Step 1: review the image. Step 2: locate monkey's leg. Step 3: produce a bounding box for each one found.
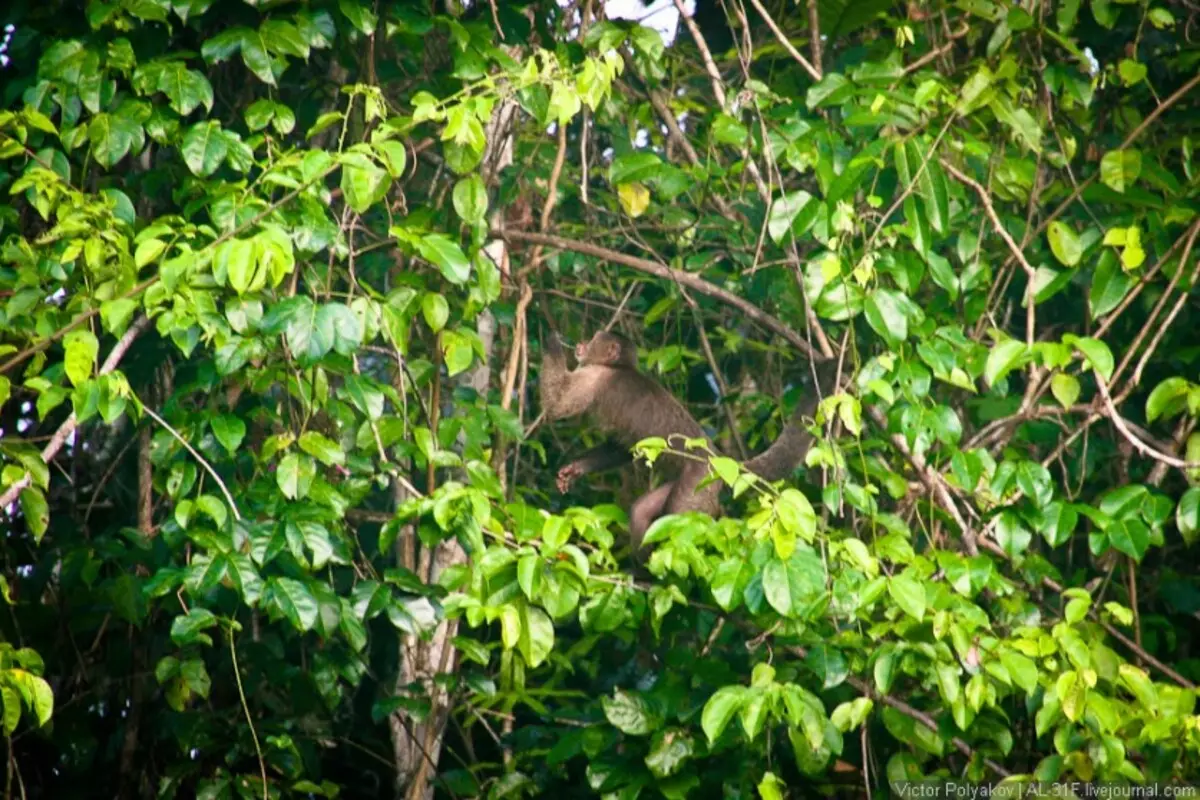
[558,442,632,493]
[629,482,676,548]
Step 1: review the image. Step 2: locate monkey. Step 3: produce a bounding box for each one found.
[540,330,829,547]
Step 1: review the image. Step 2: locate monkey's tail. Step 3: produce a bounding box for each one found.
[743,400,819,481]
[743,361,839,482]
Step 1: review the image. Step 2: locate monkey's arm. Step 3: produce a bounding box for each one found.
[557,441,632,493]
[540,336,599,421]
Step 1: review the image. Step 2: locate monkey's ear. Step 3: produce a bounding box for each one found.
[606,340,622,364]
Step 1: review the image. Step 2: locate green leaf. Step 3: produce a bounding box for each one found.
[260,19,310,59]
[865,288,908,346]
[1065,335,1114,381]
[374,138,407,177]
[1046,222,1083,267]
[1089,250,1133,318]
[181,121,228,177]
[20,487,50,543]
[277,452,316,500]
[1145,377,1190,423]
[88,110,145,168]
[1100,149,1142,193]
[341,161,390,213]
[994,510,1032,558]
[299,431,345,467]
[63,330,99,387]
[603,690,655,736]
[452,174,488,224]
[210,415,246,455]
[416,234,471,284]
[269,577,319,632]
[1177,488,1200,546]
[422,293,450,332]
[1000,651,1038,694]
[701,686,746,744]
[984,340,1027,386]
[1107,518,1150,561]
[1050,373,1080,410]
[1117,59,1147,86]
[767,191,814,244]
[888,574,926,621]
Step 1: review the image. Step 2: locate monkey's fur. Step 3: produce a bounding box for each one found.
[540,330,827,547]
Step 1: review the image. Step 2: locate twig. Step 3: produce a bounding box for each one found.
[745,0,822,81]
[140,406,243,521]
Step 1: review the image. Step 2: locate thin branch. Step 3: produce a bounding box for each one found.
[1094,373,1200,471]
[745,0,822,81]
[141,406,243,521]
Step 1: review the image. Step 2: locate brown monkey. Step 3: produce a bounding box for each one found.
[540,330,825,547]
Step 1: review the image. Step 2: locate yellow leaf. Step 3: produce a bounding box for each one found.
[617,182,650,218]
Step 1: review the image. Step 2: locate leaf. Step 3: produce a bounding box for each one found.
[865,288,908,346]
[1118,59,1147,86]
[1046,222,1083,267]
[1145,377,1190,423]
[617,182,650,217]
[767,190,814,244]
[1100,149,1142,193]
[20,487,49,543]
[984,340,1027,386]
[701,686,746,744]
[422,293,449,332]
[276,452,316,500]
[1050,373,1080,410]
[806,72,852,110]
[1089,250,1133,318]
[888,574,926,621]
[63,330,99,387]
[415,234,471,284]
[1065,335,1114,381]
[298,431,345,467]
[341,161,390,213]
[316,303,363,356]
[1177,488,1200,546]
[88,110,144,167]
[269,577,319,632]
[451,174,487,224]
[1000,651,1038,694]
[1107,518,1150,561]
[603,690,655,736]
[181,121,228,177]
[994,510,1032,558]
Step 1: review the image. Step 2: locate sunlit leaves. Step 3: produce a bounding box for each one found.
[1100,149,1142,193]
[63,330,98,387]
[1046,222,1083,267]
[276,452,316,500]
[181,120,228,176]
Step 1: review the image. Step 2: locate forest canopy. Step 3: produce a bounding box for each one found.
[1,0,1200,797]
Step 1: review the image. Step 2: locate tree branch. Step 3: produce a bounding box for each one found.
[495,229,828,362]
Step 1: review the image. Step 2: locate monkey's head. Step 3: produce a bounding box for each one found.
[577,331,638,369]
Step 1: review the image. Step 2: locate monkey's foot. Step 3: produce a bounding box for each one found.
[556,464,582,493]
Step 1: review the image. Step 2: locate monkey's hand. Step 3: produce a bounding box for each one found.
[544,333,567,357]
[556,462,585,493]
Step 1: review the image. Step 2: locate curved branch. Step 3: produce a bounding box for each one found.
[496,229,828,362]
[0,316,151,513]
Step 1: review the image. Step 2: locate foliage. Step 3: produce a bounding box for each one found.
[1,0,1200,797]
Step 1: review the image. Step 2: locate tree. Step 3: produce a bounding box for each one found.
[2,0,1200,797]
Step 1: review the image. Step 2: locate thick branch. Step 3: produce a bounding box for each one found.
[496,229,827,362]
